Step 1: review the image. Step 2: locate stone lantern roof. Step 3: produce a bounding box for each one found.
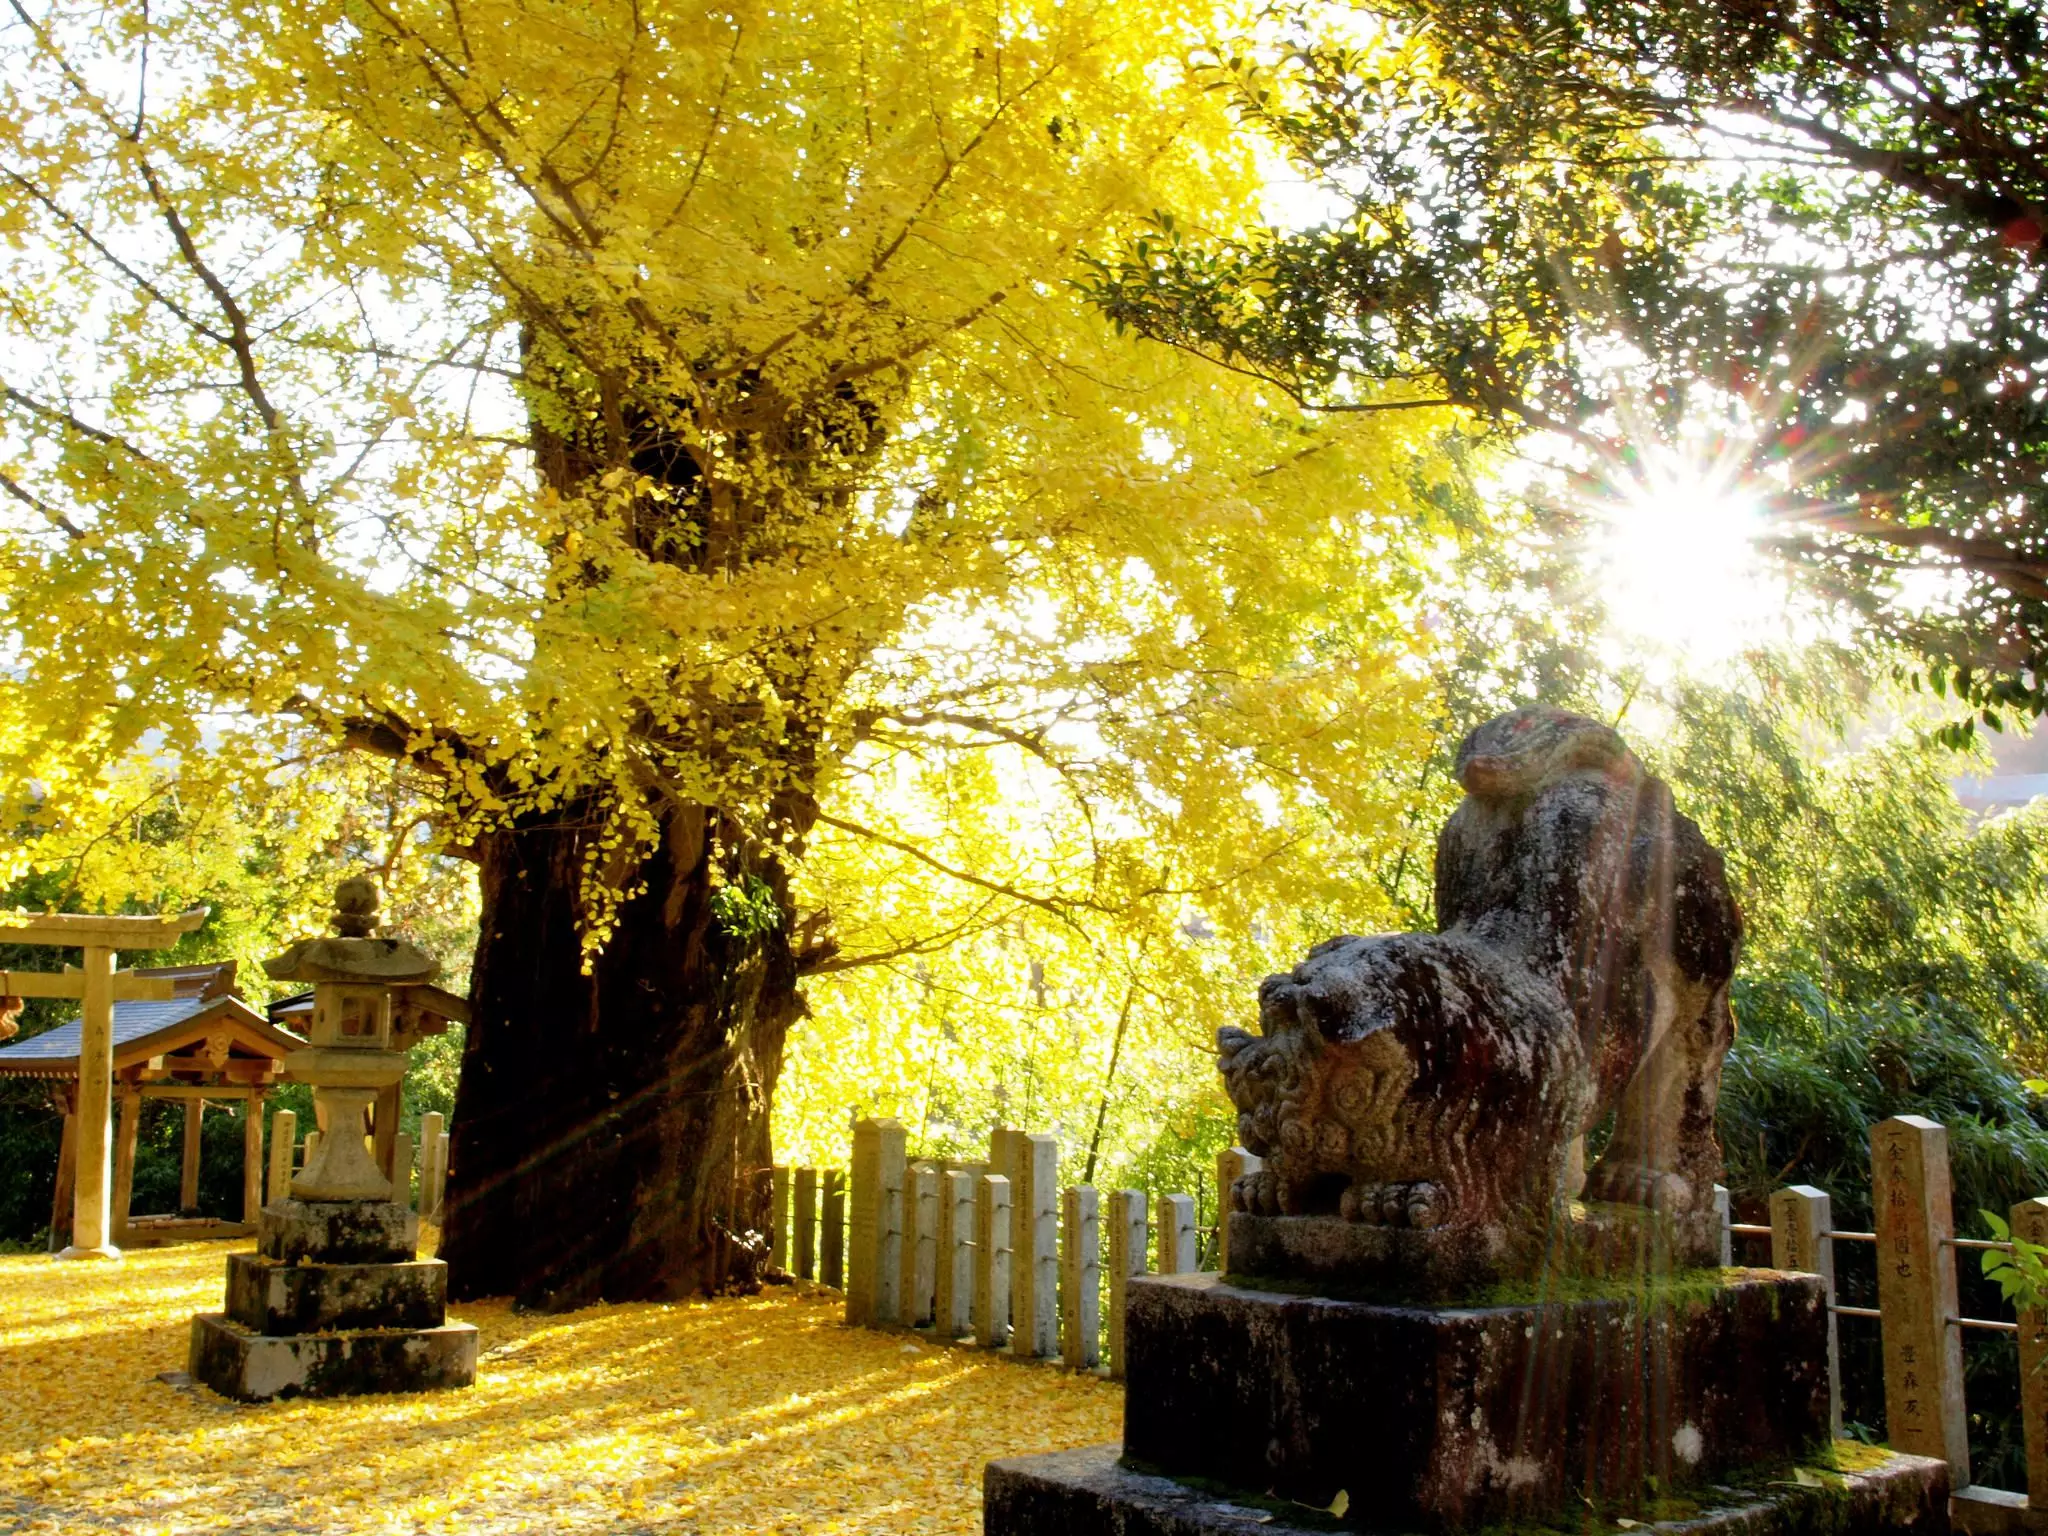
[261,877,438,988]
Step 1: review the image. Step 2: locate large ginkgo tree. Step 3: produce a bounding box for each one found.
[0,0,1456,1304]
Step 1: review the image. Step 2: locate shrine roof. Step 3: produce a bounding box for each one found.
[0,993,301,1077]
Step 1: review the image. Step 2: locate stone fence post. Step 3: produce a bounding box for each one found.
[901,1162,937,1327]
[1770,1184,1840,1440]
[391,1132,414,1210]
[1156,1193,1196,1275]
[794,1166,818,1281]
[1062,1184,1100,1369]
[1215,1148,1260,1273]
[936,1168,974,1338]
[267,1107,297,1207]
[821,1170,846,1289]
[2014,1196,2048,1501]
[977,1173,1012,1349]
[1872,1115,1969,1483]
[848,1118,906,1325]
[1013,1135,1059,1358]
[418,1112,446,1223]
[770,1165,791,1272]
[1108,1188,1146,1379]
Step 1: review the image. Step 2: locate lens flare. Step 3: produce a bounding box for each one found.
[1587,461,1789,661]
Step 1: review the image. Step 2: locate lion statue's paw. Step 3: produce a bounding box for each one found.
[1582,1160,1693,1214]
[1340,1179,1450,1228]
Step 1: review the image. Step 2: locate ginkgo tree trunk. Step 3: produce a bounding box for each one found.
[0,0,1458,1304]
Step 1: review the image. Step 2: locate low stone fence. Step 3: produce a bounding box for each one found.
[260,1106,450,1222]
[1727,1113,2044,1530]
[762,1121,1248,1374]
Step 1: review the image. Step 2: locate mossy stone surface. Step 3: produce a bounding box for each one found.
[1121,1271,1834,1531]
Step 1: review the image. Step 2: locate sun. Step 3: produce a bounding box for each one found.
[1587,460,1790,662]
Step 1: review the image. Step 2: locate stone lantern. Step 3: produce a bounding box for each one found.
[266,876,434,1204]
[188,877,476,1400]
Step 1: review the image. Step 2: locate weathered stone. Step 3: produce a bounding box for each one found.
[259,1197,416,1264]
[224,1251,447,1336]
[1120,1271,1831,1529]
[983,1443,1951,1536]
[1217,706,1742,1273]
[188,1313,477,1402]
[1226,1200,1717,1305]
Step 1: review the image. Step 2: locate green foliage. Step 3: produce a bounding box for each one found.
[1084,0,2048,723]
[1980,1213,2048,1314]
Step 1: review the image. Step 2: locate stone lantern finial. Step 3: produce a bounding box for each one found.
[331,876,380,938]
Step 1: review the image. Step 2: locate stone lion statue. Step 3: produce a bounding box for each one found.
[1219,705,1743,1254]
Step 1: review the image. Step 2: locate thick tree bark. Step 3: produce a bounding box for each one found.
[441,799,803,1308]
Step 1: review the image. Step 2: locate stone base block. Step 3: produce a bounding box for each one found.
[188,1313,477,1401]
[1227,1202,1718,1303]
[259,1198,416,1264]
[1124,1271,1832,1529]
[224,1251,448,1336]
[983,1444,1951,1536]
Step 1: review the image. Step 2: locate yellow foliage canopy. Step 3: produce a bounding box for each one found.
[0,0,1460,1052]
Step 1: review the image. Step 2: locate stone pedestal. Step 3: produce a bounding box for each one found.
[1123,1271,1830,1526]
[188,1197,477,1402]
[984,1267,1951,1535]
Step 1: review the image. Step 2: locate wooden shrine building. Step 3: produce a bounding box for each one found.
[0,961,306,1248]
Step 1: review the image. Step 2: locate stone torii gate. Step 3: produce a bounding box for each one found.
[0,906,209,1258]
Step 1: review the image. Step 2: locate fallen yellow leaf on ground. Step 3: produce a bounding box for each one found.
[0,1240,1121,1534]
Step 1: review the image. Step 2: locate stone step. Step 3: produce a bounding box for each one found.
[984,1443,1952,1536]
[188,1314,477,1402]
[224,1251,448,1336]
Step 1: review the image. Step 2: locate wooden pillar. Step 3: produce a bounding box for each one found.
[821,1170,846,1289]
[372,1082,401,1180]
[241,1094,264,1225]
[267,1107,297,1206]
[1770,1184,1840,1438]
[180,1098,205,1213]
[793,1166,818,1281]
[976,1173,1012,1349]
[2012,1197,2048,1502]
[770,1164,791,1271]
[1156,1192,1196,1275]
[63,945,117,1256]
[936,1168,974,1338]
[303,1130,323,1178]
[1012,1135,1059,1358]
[1215,1148,1260,1273]
[1062,1184,1101,1369]
[1715,1183,1734,1267]
[1108,1189,1147,1380]
[109,1084,142,1248]
[48,1084,77,1252]
[1872,1115,1969,1482]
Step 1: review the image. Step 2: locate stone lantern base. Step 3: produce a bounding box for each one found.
[188,1198,477,1402]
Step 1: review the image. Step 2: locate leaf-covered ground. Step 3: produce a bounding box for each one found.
[0,1239,1121,1534]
